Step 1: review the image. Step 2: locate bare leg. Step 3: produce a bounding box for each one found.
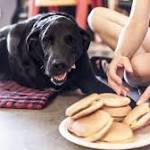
[88,7,128,49]
[88,7,150,52]
[88,7,150,84]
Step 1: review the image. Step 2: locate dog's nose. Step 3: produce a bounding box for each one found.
[52,61,67,72]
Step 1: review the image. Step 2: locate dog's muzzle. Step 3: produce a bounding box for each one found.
[50,63,76,86]
[46,60,75,85]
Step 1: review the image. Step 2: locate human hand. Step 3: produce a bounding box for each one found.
[137,85,150,105]
[107,55,133,95]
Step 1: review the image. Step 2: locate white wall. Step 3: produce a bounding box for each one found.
[0,0,16,28]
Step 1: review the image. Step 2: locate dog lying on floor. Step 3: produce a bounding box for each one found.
[0,12,113,94]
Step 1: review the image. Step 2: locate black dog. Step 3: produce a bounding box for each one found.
[0,12,113,94]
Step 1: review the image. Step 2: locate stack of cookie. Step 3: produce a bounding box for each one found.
[124,103,150,130]
[65,93,150,143]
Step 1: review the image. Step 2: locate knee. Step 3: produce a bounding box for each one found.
[131,55,146,78]
[87,7,108,31]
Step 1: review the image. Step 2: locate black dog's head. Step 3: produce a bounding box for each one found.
[26,13,91,85]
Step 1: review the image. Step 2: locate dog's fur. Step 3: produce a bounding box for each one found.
[0,12,113,94]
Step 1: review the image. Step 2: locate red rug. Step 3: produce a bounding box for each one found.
[0,81,54,109]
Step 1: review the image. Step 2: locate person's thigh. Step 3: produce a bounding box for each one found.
[88,7,128,29]
[88,7,150,53]
[88,7,128,49]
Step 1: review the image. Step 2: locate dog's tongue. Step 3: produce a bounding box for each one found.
[54,72,67,81]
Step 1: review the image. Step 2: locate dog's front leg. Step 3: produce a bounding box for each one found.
[76,53,114,94]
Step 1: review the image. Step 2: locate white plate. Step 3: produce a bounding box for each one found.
[59,118,150,150]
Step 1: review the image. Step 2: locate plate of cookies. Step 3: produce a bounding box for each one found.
[59,93,150,149]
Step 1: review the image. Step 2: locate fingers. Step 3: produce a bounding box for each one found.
[107,57,130,96]
[107,62,121,94]
[107,75,121,94]
[123,57,133,73]
[137,85,150,105]
[107,65,129,96]
[107,61,122,85]
[107,71,129,95]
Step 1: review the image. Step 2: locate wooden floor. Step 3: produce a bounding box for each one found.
[0,91,150,150]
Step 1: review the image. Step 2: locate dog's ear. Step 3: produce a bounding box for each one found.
[26,27,44,61]
[26,28,40,48]
[80,28,91,51]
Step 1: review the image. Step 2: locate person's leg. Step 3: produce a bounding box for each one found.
[88,7,128,78]
[126,52,150,86]
[88,7,150,53]
[88,7,128,49]
[88,7,150,85]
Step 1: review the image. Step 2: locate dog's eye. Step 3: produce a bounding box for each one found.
[49,35,55,44]
[43,35,55,45]
[64,35,73,45]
